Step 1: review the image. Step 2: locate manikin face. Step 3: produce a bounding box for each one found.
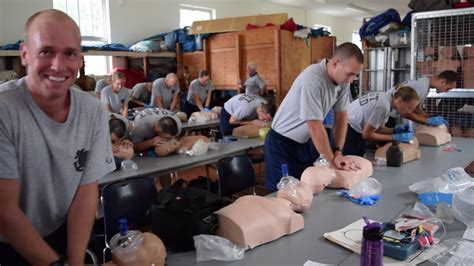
[394,98,420,116]
[330,57,363,84]
[257,106,272,122]
[112,78,126,93]
[20,14,83,100]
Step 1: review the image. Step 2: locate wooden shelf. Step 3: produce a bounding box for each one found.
[0,50,175,58]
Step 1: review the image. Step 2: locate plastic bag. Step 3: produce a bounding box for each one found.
[121,159,138,171]
[427,238,474,265]
[345,178,382,198]
[313,155,336,182]
[193,234,245,262]
[451,186,474,226]
[277,174,313,212]
[110,230,144,263]
[409,167,473,194]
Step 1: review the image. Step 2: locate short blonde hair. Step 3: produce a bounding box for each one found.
[394,86,420,102]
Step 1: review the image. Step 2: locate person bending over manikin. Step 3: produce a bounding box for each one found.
[101,71,131,118]
[220,93,275,137]
[343,86,420,157]
[215,195,304,249]
[301,155,373,194]
[109,115,134,169]
[130,108,182,156]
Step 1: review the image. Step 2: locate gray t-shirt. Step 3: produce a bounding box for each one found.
[130,108,182,143]
[131,82,151,103]
[101,85,131,114]
[244,74,266,95]
[94,78,108,94]
[224,94,266,120]
[348,92,392,134]
[151,78,180,108]
[186,79,214,106]
[271,59,351,143]
[0,77,115,241]
[388,77,430,118]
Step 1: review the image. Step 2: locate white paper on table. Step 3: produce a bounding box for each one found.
[463,225,474,241]
[303,260,335,266]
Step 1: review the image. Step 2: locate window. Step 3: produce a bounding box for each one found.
[313,24,332,33]
[179,4,215,28]
[352,31,362,50]
[53,0,111,75]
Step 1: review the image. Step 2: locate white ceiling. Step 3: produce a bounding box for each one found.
[264,0,411,21]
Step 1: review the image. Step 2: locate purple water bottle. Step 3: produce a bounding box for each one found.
[361,217,383,266]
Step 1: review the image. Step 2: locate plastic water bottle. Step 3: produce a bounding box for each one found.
[386,141,403,167]
[361,217,383,266]
[109,218,144,263]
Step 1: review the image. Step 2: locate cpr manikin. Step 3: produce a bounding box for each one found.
[300,155,373,193]
[153,135,210,157]
[276,175,313,212]
[232,124,261,138]
[176,111,188,122]
[188,107,222,123]
[111,232,166,266]
[415,124,452,146]
[215,195,304,249]
[375,138,421,163]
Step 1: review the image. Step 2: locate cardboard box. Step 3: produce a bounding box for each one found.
[190,13,288,35]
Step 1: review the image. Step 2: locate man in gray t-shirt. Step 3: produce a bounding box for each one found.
[0,10,115,265]
[184,70,214,117]
[386,70,457,127]
[264,43,364,191]
[220,94,275,136]
[95,78,109,99]
[130,82,152,108]
[131,108,182,153]
[244,62,267,96]
[151,73,180,110]
[101,72,131,118]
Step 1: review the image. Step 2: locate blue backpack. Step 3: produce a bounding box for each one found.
[359,8,401,38]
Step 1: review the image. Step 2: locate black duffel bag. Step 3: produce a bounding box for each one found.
[151,179,228,252]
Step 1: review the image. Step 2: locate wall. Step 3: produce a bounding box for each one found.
[109,0,306,45]
[306,10,361,44]
[1,0,52,44]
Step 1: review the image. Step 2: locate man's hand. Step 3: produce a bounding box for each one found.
[333,153,360,171]
[150,136,166,147]
[252,119,265,127]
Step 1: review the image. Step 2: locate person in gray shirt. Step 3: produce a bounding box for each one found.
[220,94,276,136]
[0,10,115,265]
[95,77,110,99]
[184,70,214,117]
[151,73,180,110]
[101,71,131,117]
[344,87,419,156]
[130,81,152,108]
[131,108,182,153]
[264,42,363,191]
[386,70,457,127]
[244,62,267,96]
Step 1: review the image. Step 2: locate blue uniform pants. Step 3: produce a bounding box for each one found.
[219,108,237,136]
[343,125,365,156]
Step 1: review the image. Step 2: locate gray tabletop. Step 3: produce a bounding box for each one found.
[166,137,474,265]
[99,137,264,185]
[182,119,220,131]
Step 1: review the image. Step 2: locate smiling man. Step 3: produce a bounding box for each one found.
[264,42,364,191]
[0,9,115,265]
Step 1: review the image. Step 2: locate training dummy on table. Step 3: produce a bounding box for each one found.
[0,9,115,265]
[264,42,364,191]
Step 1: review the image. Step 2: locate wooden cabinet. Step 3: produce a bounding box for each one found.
[177,27,336,106]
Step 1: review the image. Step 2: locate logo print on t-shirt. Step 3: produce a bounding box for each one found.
[73,149,88,172]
